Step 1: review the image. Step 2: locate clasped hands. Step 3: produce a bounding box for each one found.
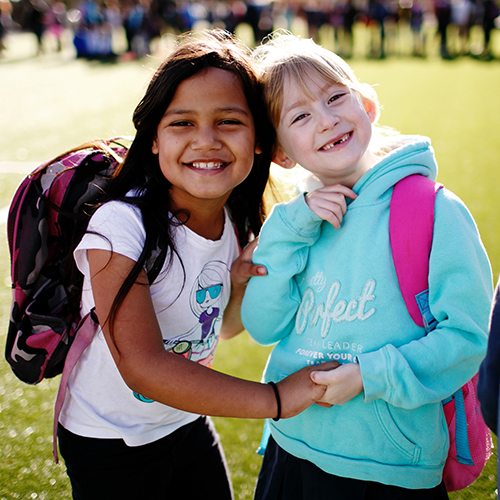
[310,362,364,407]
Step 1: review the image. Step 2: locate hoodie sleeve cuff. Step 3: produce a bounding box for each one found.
[278,193,323,239]
[357,347,392,403]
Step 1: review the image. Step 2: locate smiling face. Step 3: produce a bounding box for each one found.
[274,73,378,188]
[152,67,260,212]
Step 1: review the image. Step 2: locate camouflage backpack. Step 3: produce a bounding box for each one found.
[5,138,130,385]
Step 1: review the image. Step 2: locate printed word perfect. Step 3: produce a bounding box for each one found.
[296,279,376,338]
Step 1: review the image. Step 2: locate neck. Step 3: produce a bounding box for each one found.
[174,199,227,241]
[187,209,226,240]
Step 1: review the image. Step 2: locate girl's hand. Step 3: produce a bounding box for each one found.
[230,238,267,285]
[310,363,364,406]
[277,361,340,418]
[305,185,357,229]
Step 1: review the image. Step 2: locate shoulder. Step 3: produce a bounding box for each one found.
[93,198,142,218]
[83,199,147,254]
[431,186,492,291]
[90,199,143,231]
[432,187,487,260]
[434,187,477,228]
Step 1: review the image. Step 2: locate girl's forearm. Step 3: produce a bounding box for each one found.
[119,350,278,418]
[116,349,337,420]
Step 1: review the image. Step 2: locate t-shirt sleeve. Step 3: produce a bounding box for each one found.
[74,201,146,278]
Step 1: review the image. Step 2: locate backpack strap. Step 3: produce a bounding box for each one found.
[453,387,474,465]
[389,174,443,328]
[52,310,99,462]
[390,175,474,467]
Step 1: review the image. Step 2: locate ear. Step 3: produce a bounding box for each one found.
[152,137,159,155]
[255,143,262,155]
[273,148,296,170]
[363,98,378,124]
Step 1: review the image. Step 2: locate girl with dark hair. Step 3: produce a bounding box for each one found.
[56,30,335,500]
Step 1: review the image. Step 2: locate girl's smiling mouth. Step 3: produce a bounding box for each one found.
[320,132,352,151]
[188,161,227,170]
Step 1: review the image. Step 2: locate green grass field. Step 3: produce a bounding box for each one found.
[1,25,499,500]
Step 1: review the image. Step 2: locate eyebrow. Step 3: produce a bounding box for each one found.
[281,80,347,119]
[163,106,250,117]
[281,99,307,120]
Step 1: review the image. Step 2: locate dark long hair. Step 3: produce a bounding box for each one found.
[100,30,274,332]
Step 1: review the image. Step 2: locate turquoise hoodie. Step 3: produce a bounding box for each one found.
[241,137,492,489]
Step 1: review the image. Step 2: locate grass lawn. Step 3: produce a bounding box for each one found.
[1,25,499,500]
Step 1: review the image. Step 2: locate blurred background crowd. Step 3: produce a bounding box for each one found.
[0,0,499,61]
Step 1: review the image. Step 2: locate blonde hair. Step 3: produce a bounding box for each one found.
[253,31,380,130]
[254,31,403,201]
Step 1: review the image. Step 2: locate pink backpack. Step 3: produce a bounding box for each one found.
[390,174,492,492]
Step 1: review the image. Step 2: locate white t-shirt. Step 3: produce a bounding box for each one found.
[59,200,240,446]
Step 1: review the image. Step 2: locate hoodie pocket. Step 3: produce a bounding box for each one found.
[373,399,421,465]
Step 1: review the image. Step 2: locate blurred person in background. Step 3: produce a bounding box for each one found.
[450,0,472,55]
[44,0,66,52]
[434,0,452,58]
[26,0,47,54]
[481,0,499,58]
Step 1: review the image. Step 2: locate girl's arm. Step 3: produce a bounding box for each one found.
[220,239,267,340]
[241,195,324,345]
[88,248,336,419]
[319,189,493,409]
[242,187,355,346]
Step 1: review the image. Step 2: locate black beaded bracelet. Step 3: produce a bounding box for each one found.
[268,381,281,422]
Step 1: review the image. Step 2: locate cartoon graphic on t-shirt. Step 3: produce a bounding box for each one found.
[133,260,230,403]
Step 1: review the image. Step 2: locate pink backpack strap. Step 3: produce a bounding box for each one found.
[389,174,443,327]
[391,175,492,491]
[53,311,98,462]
